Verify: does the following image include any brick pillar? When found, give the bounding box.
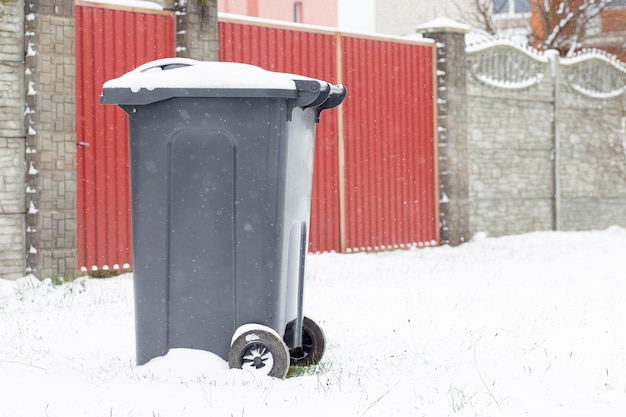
[175,0,219,61]
[418,19,471,245]
[0,0,26,279]
[23,0,77,278]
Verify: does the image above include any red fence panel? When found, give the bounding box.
[75,2,175,270]
[219,17,439,253]
[219,18,342,253]
[340,35,438,251]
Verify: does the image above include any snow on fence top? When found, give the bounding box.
[466,38,549,62]
[561,49,626,99]
[466,39,550,90]
[465,37,626,98]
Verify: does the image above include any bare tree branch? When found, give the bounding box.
[469,0,616,57]
[451,0,499,35]
[476,0,498,35]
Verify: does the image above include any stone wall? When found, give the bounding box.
[464,40,626,237]
[0,0,25,279]
[557,56,626,231]
[465,43,557,236]
[23,0,77,278]
[421,21,626,241]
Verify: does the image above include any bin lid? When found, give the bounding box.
[101,58,309,105]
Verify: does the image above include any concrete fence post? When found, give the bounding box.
[418,19,471,245]
[175,0,219,61]
[21,0,77,279]
[0,0,26,279]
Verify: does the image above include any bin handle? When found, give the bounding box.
[312,84,346,122]
[316,84,347,116]
[288,79,347,122]
[131,58,200,74]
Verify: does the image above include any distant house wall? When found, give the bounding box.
[337,0,375,32]
[217,0,479,35]
[375,0,477,36]
[218,0,337,26]
[261,0,337,26]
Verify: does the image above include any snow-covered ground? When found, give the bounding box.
[1,227,626,416]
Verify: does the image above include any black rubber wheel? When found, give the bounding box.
[285,316,326,367]
[228,325,290,379]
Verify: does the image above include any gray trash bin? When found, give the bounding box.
[100,58,346,378]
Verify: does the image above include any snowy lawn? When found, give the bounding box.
[1,227,626,416]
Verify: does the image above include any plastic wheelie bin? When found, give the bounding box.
[100,58,346,378]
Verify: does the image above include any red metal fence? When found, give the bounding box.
[75,10,438,269]
[75,2,175,270]
[340,34,438,251]
[219,17,439,253]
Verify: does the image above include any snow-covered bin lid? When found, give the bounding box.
[100,58,330,106]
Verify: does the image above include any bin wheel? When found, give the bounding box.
[285,317,326,367]
[228,325,290,379]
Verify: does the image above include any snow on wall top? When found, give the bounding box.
[466,38,550,63]
[561,48,626,72]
